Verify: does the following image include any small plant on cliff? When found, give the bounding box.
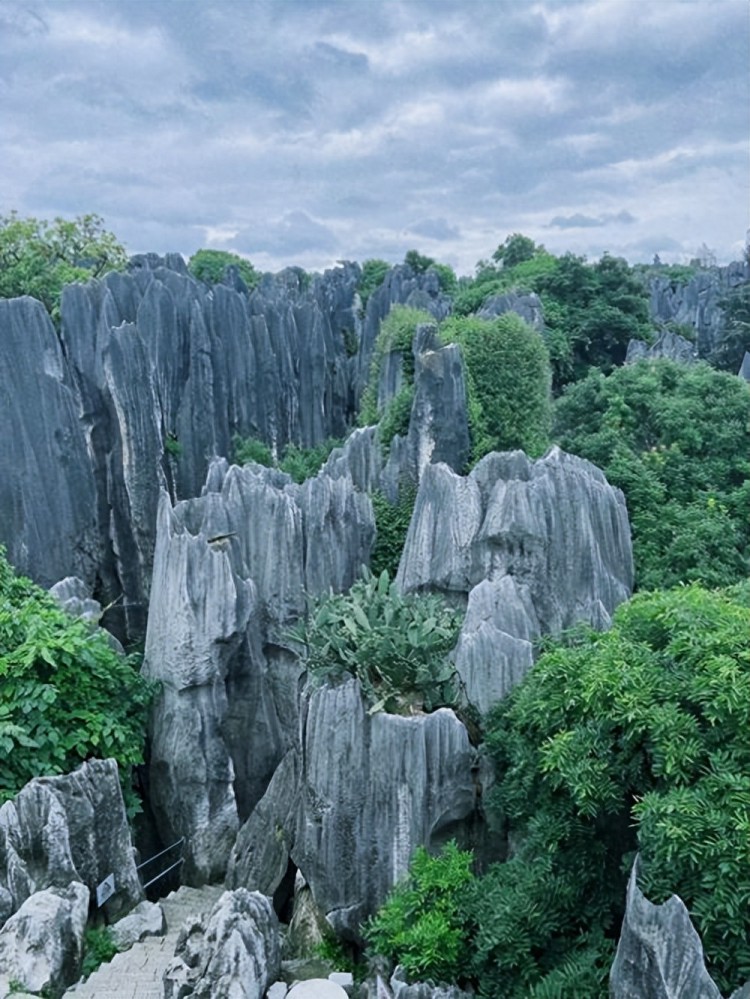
[81,925,118,979]
[0,547,153,809]
[292,568,462,714]
[366,841,476,984]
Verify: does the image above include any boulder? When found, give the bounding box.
[609,859,722,999]
[0,882,88,996]
[0,759,142,925]
[110,899,165,950]
[227,679,477,939]
[477,290,544,330]
[397,448,633,713]
[162,889,280,999]
[287,982,348,998]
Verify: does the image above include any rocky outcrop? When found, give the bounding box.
[609,859,722,999]
[477,291,544,330]
[406,341,470,482]
[625,328,698,365]
[397,448,633,714]
[110,900,165,951]
[389,966,473,999]
[647,262,748,357]
[227,679,477,939]
[0,297,99,589]
[143,462,374,883]
[739,351,750,381]
[163,889,280,999]
[0,759,142,926]
[0,882,88,997]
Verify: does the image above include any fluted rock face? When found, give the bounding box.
[647,262,748,357]
[163,889,280,999]
[0,759,142,927]
[625,328,698,365]
[609,860,722,999]
[143,464,374,884]
[227,679,477,939]
[406,342,470,482]
[0,297,99,588]
[477,291,545,330]
[397,448,633,714]
[0,882,88,996]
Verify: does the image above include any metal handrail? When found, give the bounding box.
[136,837,185,891]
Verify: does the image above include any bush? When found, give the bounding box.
[232,435,273,467]
[554,360,750,589]
[358,259,391,309]
[358,306,433,427]
[471,585,750,997]
[232,435,343,483]
[370,488,417,579]
[0,548,152,810]
[441,313,551,461]
[292,568,462,714]
[366,842,476,984]
[81,925,118,979]
[188,248,259,290]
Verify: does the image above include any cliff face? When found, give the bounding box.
[0,257,443,640]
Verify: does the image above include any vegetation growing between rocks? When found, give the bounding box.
[366,841,476,984]
[370,487,417,579]
[0,547,153,810]
[81,925,118,979]
[442,313,551,461]
[232,434,342,483]
[554,359,750,590]
[0,212,127,324]
[292,568,463,714]
[188,248,260,290]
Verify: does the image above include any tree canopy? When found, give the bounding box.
[0,548,152,810]
[187,248,260,290]
[553,359,750,590]
[0,212,127,323]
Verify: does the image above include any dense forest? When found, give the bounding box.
[1,213,749,998]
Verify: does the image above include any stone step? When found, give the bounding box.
[64,884,225,999]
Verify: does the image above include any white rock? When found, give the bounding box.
[287,981,348,998]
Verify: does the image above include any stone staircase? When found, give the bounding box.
[64,884,225,999]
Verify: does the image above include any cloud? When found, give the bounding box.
[548,210,637,229]
[0,0,747,271]
[407,218,462,241]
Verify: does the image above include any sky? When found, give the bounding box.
[1,0,749,275]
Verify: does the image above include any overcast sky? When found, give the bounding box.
[2,0,748,274]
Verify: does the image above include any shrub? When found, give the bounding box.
[0,548,153,810]
[366,842,476,984]
[358,306,432,427]
[471,585,750,997]
[293,568,462,714]
[441,313,551,461]
[370,488,417,579]
[279,438,342,483]
[188,248,260,290]
[81,925,118,978]
[358,259,390,309]
[232,435,273,467]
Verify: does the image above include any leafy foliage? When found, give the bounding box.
[492,233,540,268]
[358,306,433,427]
[81,925,118,979]
[187,248,260,290]
[358,259,391,309]
[554,359,750,589]
[471,585,750,997]
[370,487,417,579]
[0,212,127,323]
[366,842,476,984]
[0,548,152,808]
[441,313,551,461]
[293,568,462,715]
[711,283,750,373]
[379,384,415,448]
[232,435,343,483]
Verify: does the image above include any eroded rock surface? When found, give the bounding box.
[0,759,142,925]
[609,859,722,999]
[398,448,633,714]
[0,882,88,997]
[143,463,374,883]
[162,889,280,999]
[625,328,697,365]
[227,679,477,939]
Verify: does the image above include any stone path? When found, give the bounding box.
[64,884,225,999]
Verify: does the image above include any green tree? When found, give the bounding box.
[188,248,260,290]
[711,284,750,373]
[0,212,127,323]
[471,585,750,997]
[367,842,476,984]
[404,249,435,274]
[358,259,391,309]
[554,360,750,589]
[441,313,551,460]
[0,548,152,809]
[492,233,539,268]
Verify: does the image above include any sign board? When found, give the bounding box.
[96,873,116,908]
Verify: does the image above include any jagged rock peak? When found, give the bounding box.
[397,447,633,713]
